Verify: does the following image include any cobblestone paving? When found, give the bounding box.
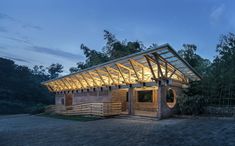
[0,114,235,146]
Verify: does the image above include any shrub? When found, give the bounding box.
[177,94,207,115]
[29,103,46,115]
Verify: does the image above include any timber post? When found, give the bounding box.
[128,87,135,115]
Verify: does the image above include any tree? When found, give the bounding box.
[69,30,144,72]
[178,33,235,108]
[0,57,54,114]
[214,33,235,82]
[33,65,49,81]
[80,44,109,68]
[69,66,80,73]
[47,63,63,79]
[69,62,87,73]
[178,44,211,75]
[177,44,211,112]
[103,30,117,56]
[33,65,46,75]
[103,30,143,59]
[0,58,16,89]
[178,44,197,66]
[208,33,235,100]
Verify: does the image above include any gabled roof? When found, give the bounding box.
[42,44,201,92]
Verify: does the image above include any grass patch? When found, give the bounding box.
[39,113,103,122]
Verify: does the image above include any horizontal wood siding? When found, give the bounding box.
[45,102,121,116]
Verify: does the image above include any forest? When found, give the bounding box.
[0,31,234,114]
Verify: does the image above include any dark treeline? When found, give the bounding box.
[182,33,235,98]
[0,59,64,114]
[177,33,235,114]
[0,30,234,114]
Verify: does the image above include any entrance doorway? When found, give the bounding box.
[115,87,158,117]
[65,93,73,106]
[134,88,157,117]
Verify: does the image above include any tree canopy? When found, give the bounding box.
[178,44,211,75]
[47,63,64,79]
[179,33,235,105]
[69,30,144,73]
[0,58,64,114]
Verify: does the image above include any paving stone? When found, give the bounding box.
[0,115,235,146]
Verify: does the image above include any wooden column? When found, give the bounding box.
[128,87,135,115]
[157,83,167,119]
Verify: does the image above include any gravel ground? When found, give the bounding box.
[0,114,235,146]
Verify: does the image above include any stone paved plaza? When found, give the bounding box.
[0,114,235,146]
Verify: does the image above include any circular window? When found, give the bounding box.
[166,88,176,108]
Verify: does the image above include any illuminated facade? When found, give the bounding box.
[42,44,201,118]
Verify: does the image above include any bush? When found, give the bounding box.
[29,103,46,115]
[177,94,207,115]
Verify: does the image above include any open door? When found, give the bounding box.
[65,93,73,106]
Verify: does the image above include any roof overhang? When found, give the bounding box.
[42,44,201,92]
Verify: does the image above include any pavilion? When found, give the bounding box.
[42,44,201,118]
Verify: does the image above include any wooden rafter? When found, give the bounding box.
[115,63,128,83]
[57,80,66,90]
[142,67,144,81]
[42,44,203,91]
[129,59,146,68]
[65,78,74,89]
[75,76,85,89]
[95,69,106,86]
[80,74,91,88]
[46,85,52,92]
[152,52,186,80]
[105,66,120,76]
[144,55,157,81]
[87,72,99,87]
[105,66,121,84]
[53,81,63,91]
[116,63,134,83]
[104,67,115,84]
[151,53,164,78]
[99,69,114,84]
[118,72,120,84]
[54,80,63,90]
[148,54,185,81]
[129,59,140,81]
[128,69,131,82]
[116,63,133,72]
[58,79,69,89]
[50,82,58,91]
[47,84,55,92]
[63,78,73,89]
[169,69,176,78]
[68,76,80,89]
[144,55,160,77]
[96,69,111,84]
[91,71,107,84]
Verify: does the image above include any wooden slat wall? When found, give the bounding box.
[45,102,122,116]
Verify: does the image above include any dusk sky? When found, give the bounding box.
[0,0,234,74]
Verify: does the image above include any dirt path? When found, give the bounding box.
[0,115,235,146]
